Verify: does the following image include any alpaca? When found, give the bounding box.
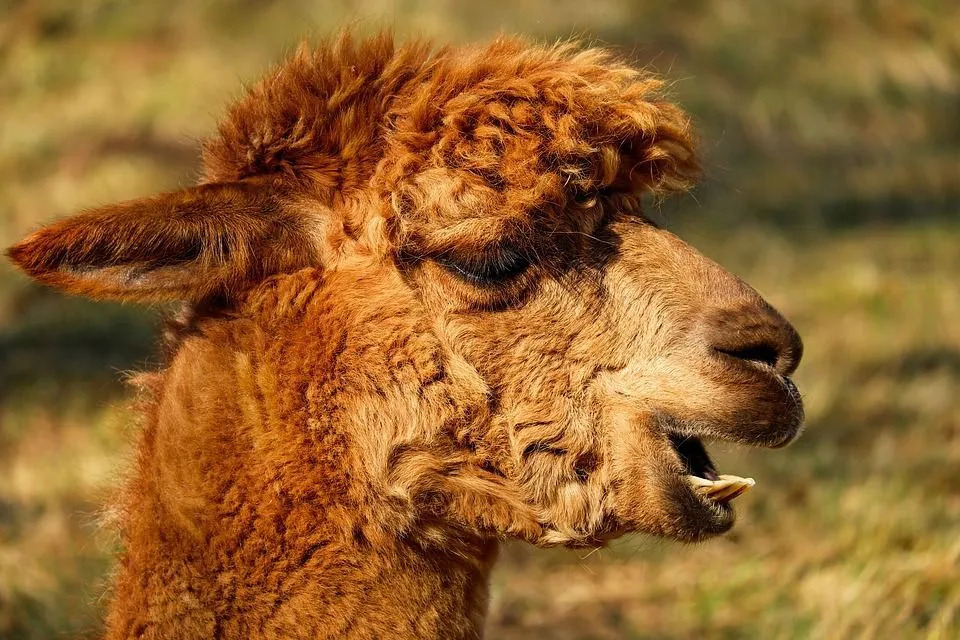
[7,32,804,639]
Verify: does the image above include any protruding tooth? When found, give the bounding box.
[710,481,754,502]
[687,474,755,502]
[697,477,736,493]
[710,478,755,502]
[718,474,755,485]
[713,484,752,503]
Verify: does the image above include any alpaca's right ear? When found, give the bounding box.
[6,180,320,303]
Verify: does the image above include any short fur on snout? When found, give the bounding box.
[7,31,803,639]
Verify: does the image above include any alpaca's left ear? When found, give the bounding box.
[6,180,320,303]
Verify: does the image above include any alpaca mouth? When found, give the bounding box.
[668,434,755,504]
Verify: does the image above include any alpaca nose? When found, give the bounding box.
[707,302,803,376]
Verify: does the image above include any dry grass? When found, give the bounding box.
[1,1,957,638]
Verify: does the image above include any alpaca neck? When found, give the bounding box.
[104,342,499,639]
[108,476,499,639]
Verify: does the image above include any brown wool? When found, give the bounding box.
[7,31,802,639]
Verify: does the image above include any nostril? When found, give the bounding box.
[716,343,781,369]
[708,305,804,376]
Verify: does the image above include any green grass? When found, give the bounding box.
[1,1,958,638]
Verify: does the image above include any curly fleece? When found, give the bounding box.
[6,30,805,640]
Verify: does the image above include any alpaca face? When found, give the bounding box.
[7,34,803,546]
[395,193,802,544]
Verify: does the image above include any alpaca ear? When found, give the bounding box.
[6,180,319,303]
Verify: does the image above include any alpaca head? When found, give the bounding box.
[7,34,802,546]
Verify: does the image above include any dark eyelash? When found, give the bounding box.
[436,249,531,285]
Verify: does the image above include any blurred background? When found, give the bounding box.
[0,1,957,638]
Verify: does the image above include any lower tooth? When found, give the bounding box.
[710,483,751,501]
[687,475,756,501]
[716,485,750,502]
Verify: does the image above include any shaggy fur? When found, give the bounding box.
[8,32,803,639]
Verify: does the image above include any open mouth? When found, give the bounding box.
[626,376,804,541]
[668,434,755,504]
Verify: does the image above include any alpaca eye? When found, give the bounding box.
[437,248,530,285]
[573,191,598,209]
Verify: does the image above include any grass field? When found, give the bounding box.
[1,1,958,638]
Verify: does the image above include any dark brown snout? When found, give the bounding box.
[708,302,803,377]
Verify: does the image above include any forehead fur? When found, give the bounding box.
[203,31,699,228]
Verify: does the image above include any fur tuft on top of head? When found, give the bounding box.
[202,32,431,197]
[204,31,699,217]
